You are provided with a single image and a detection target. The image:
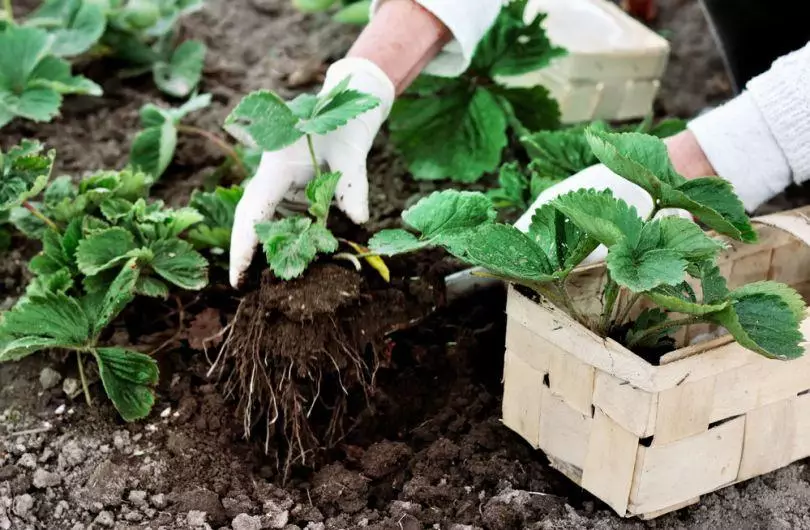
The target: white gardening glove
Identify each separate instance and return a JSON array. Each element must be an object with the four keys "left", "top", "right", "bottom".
[
  {"left": 229, "top": 58, "right": 395, "bottom": 288},
  {"left": 445, "top": 164, "right": 691, "bottom": 302},
  {"left": 513, "top": 163, "right": 692, "bottom": 265}
]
